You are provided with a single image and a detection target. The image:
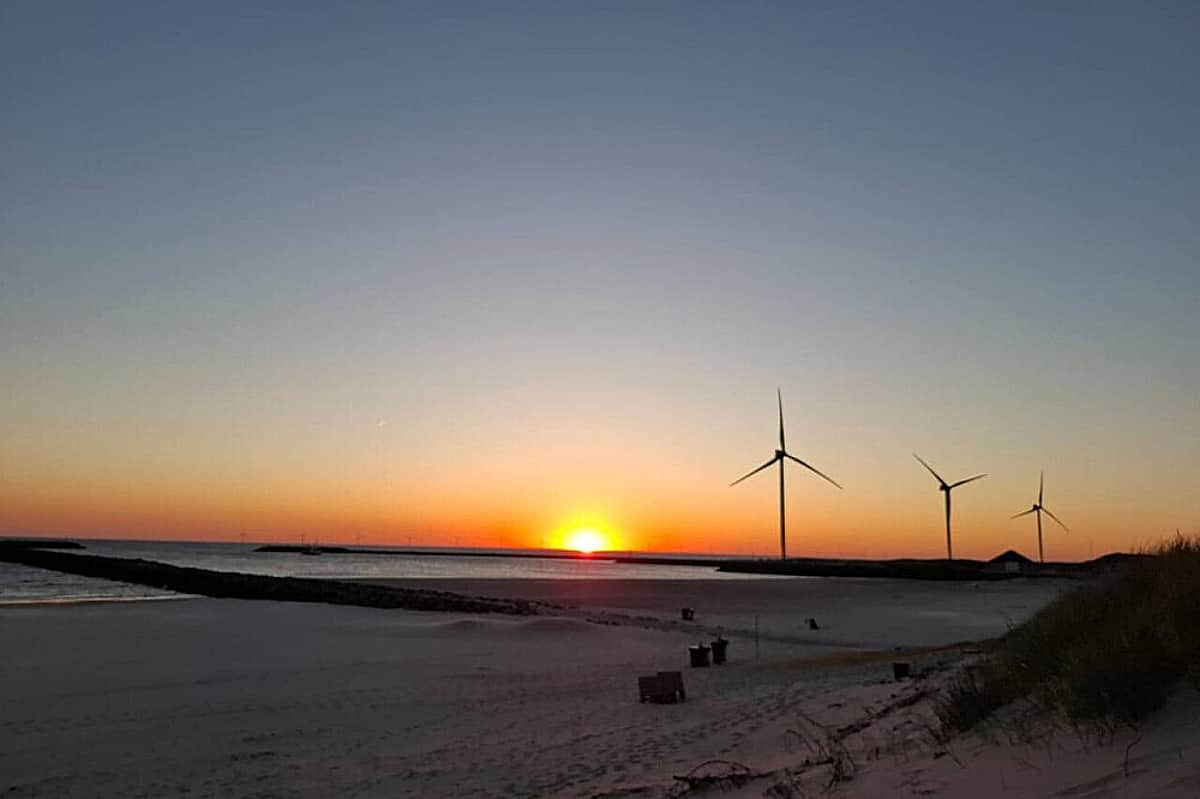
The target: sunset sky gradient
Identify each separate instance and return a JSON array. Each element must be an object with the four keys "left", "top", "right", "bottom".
[{"left": 3, "top": 2, "right": 1198, "bottom": 559}]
